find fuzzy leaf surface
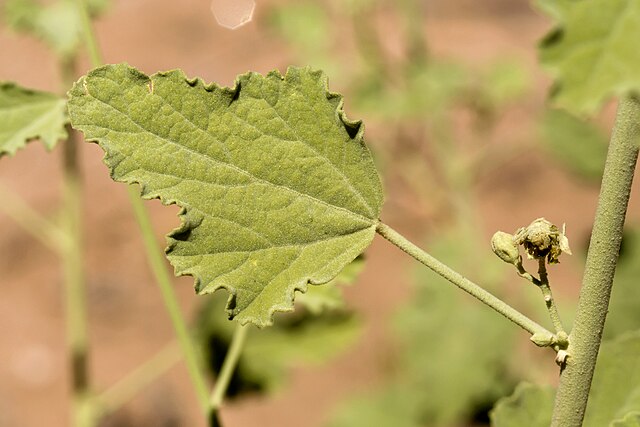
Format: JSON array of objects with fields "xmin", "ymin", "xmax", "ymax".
[
  {"xmin": 0, "ymin": 82, "xmax": 66, "ymax": 156},
  {"xmin": 67, "ymin": 64, "xmax": 383, "ymax": 326},
  {"xmin": 539, "ymin": 0, "xmax": 640, "ymax": 114}
]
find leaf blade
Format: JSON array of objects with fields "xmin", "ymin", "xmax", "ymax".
[
  {"xmin": 539, "ymin": 0, "xmax": 640, "ymax": 114},
  {"xmin": 67, "ymin": 63, "xmax": 382, "ymax": 326},
  {"xmin": 0, "ymin": 82, "xmax": 67, "ymax": 156}
]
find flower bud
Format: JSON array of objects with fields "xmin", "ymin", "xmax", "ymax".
[
  {"xmin": 530, "ymin": 332, "xmax": 555, "ymax": 347},
  {"xmin": 491, "ymin": 231, "xmax": 520, "ymax": 265}
]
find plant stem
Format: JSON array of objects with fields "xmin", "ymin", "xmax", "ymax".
[
  {"xmin": 62, "ymin": 124, "xmax": 94, "ymax": 427},
  {"xmin": 96, "ymin": 340, "xmax": 182, "ymax": 416},
  {"xmin": 72, "ymin": 0, "xmax": 211, "ymax": 415},
  {"xmin": 0, "ymin": 182, "xmax": 68, "ymax": 252},
  {"xmin": 209, "ymin": 324, "xmax": 249, "ymax": 425},
  {"xmin": 376, "ymin": 222, "xmax": 552, "ymax": 337},
  {"xmin": 537, "ymin": 258, "xmax": 566, "ymax": 336},
  {"xmin": 73, "ymin": 0, "xmax": 103, "ymax": 67},
  {"xmin": 550, "ymin": 96, "xmax": 640, "ymax": 426},
  {"xmin": 127, "ymin": 187, "xmax": 210, "ymax": 413}
]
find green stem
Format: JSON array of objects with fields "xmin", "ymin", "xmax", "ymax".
[
  {"xmin": 127, "ymin": 187, "xmax": 210, "ymax": 413},
  {"xmin": 376, "ymin": 222, "xmax": 552, "ymax": 337},
  {"xmin": 537, "ymin": 258, "xmax": 566, "ymax": 336},
  {"xmin": 73, "ymin": 0, "xmax": 103, "ymax": 67},
  {"xmin": 96, "ymin": 341, "xmax": 182, "ymax": 416},
  {"xmin": 551, "ymin": 97, "xmax": 640, "ymax": 426},
  {"xmin": 72, "ymin": 0, "xmax": 211, "ymax": 415},
  {"xmin": 209, "ymin": 324, "xmax": 249, "ymax": 425},
  {"xmin": 0, "ymin": 182, "xmax": 68, "ymax": 253},
  {"xmin": 62, "ymin": 124, "xmax": 94, "ymax": 427}
]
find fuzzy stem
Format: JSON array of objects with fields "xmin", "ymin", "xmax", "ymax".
[
  {"xmin": 209, "ymin": 324, "xmax": 249, "ymax": 426},
  {"xmin": 376, "ymin": 222, "xmax": 552, "ymax": 337},
  {"xmin": 537, "ymin": 258, "xmax": 566, "ymax": 336},
  {"xmin": 551, "ymin": 97, "xmax": 640, "ymax": 426}
]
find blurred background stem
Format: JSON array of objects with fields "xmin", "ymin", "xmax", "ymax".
[{"xmin": 73, "ymin": 0, "xmax": 211, "ymax": 417}]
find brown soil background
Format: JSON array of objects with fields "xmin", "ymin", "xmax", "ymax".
[{"xmin": 2, "ymin": 1, "xmax": 640, "ymax": 426}]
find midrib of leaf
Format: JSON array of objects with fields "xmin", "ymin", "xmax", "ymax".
[{"xmin": 81, "ymin": 79, "xmax": 374, "ymax": 225}]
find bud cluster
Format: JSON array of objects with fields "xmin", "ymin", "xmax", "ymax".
[{"xmin": 491, "ymin": 218, "xmax": 572, "ymax": 265}]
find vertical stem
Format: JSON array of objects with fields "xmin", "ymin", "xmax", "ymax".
[
  {"xmin": 72, "ymin": 0, "xmax": 212, "ymax": 416},
  {"xmin": 551, "ymin": 97, "xmax": 640, "ymax": 426},
  {"xmin": 209, "ymin": 324, "xmax": 249, "ymax": 425},
  {"xmin": 73, "ymin": 0, "xmax": 103, "ymax": 67},
  {"xmin": 127, "ymin": 187, "xmax": 210, "ymax": 413},
  {"xmin": 537, "ymin": 259, "xmax": 566, "ymax": 335},
  {"xmin": 62, "ymin": 122, "xmax": 94, "ymax": 427}
]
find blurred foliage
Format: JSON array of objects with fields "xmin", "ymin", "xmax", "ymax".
[
  {"xmin": 296, "ymin": 255, "xmax": 365, "ymax": 315},
  {"xmin": 492, "ymin": 331, "xmax": 640, "ymax": 426},
  {"xmin": 196, "ymin": 276, "xmax": 363, "ymax": 397},
  {"xmin": 604, "ymin": 227, "xmax": 640, "ymax": 339},
  {"xmin": 540, "ymin": 109, "xmax": 608, "ymax": 182},
  {"xmin": 328, "ymin": 228, "xmax": 534, "ymax": 427},
  {"xmin": 2, "ymin": 0, "xmax": 109, "ymax": 58},
  {"xmin": 489, "ymin": 382, "xmax": 555, "ymax": 427}
]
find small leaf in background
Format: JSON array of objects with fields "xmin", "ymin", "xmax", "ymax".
[
  {"xmin": 296, "ymin": 255, "xmax": 365, "ymax": 315},
  {"xmin": 197, "ymin": 293, "xmax": 362, "ymax": 395},
  {"xmin": 491, "ymin": 331, "xmax": 640, "ymax": 426},
  {"xmin": 2, "ymin": 0, "xmax": 109, "ymax": 57},
  {"xmin": 0, "ymin": 83, "xmax": 67, "ymax": 157},
  {"xmin": 583, "ymin": 331, "xmax": 640, "ymax": 426},
  {"xmin": 539, "ymin": 0, "xmax": 640, "ymax": 114},
  {"xmin": 489, "ymin": 382, "xmax": 555, "ymax": 427},
  {"xmin": 604, "ymin": 228, "xmax": 640, "ymax": 339},
  {"xmin": 68, "ymin": 64, "xmax": 383, "ymax": 327},
  {"xmin": 539, "ymin": 108, "xmax": 607, "ymax": 183}
]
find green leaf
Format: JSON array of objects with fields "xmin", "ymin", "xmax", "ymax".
[
  {"xmin": 491, "ymin": 332, "xmax": 640, "ymax": 427},
  {"xmin": 539, "ymin": 0, "xmax": 640, "ymax": 114},
  {"xmin": 540, "ymin": 108, "xmax": 607, "ymax": 182},
  {"xmin": 489, "ymin": 382, "xmax": 555, "ymax": 427},
  {"xmin": 605, "ymin": 229, "xmax": 640, "ymax": 339},
  {"xmin": 584, "ymin": 331, "xmax": 640, "ymax": 426},
  {"xmin": 67, "ymin": 64, "xmax": 383, "ymax": 327},
  {"xmin": 296, "ymin": 255, "xmax": 365, "ymax": 314},
  {"xmin": 0, "ymin": 82, "xmax": 67, "ymax": 156}
]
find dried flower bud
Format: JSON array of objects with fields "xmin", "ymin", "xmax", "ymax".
[
  {"xmin": 491, "ymin": 231, "xmax": 520, "ymax": 265},
  {"xmin": 513, "ymin": 218, "xmax": 572, "ymax": 264}
]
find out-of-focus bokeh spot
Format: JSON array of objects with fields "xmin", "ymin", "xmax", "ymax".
[{"xmin": 211, "ymin": 0, "xmax": 255, "ymax": 29}]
